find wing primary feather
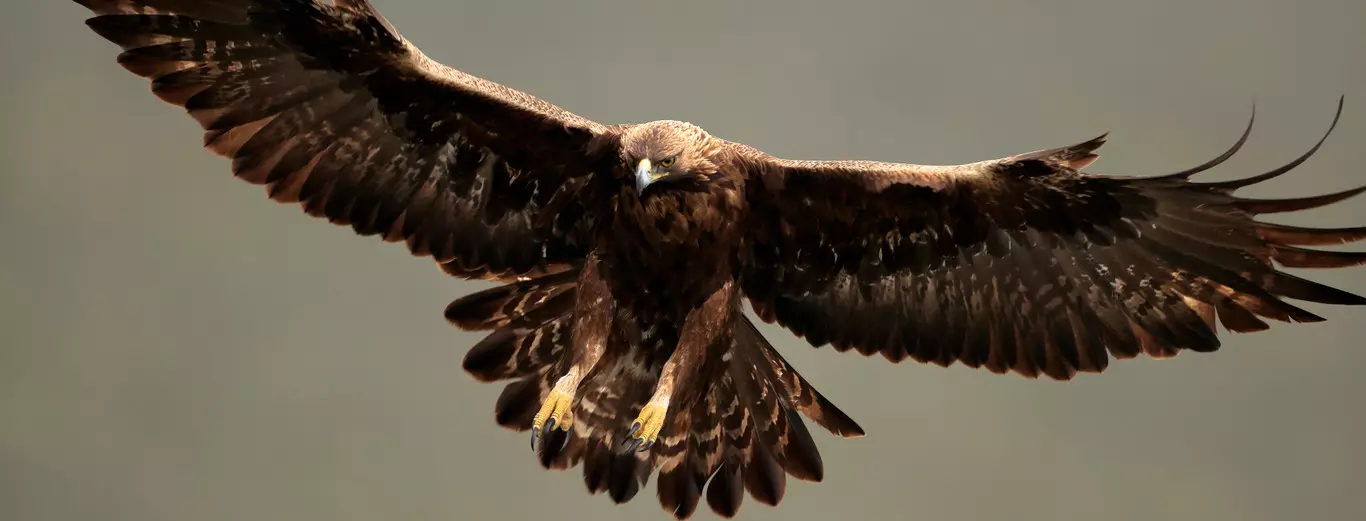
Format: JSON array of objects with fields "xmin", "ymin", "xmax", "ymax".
[
  {"xmin": 1271, "ymin": 246, "xmax": 1366, "ymax": 269},
  {"xmin": 1196, "ymin": 96, "xmax": 1344, "ymax": 193},
  {"xmin": 1233, "ymin": 185, "xmax": 1366, "ymax": 214},
  {"xmin": 1256, "ymin": 223, "xmax": 1366, "ymax": 246},
  {"xmin": 1145, "ymin": 103, "xmax": 1257, "ymax": 181},
  {"xmin": 1261, "ymin": 271, "xmax": 1366, "ymax": 305}
]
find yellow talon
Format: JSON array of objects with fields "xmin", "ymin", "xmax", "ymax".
[
  {"xmin": 532, "ymin": 389, "xmax": 574, "ymax": 438},
  {"xmin": 627, "ymin": 400, "xmax": 669, "ymax": 452},
  {"xmin": 532, "ymin": 372, "xmax": 585, "ymax": 452}
]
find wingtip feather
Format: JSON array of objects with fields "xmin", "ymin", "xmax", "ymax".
[
  {"xmin": 1257, "ymin": 223, "xmax": 1366, "ymax": 246},
  {"xmin": 1145, "ymin": 103, "xmax": 1256, "ymax": 181},
  {"xmin": 1233, "ymin": 185, "xmax": 1366, "ymax": 214},
  {"xmin": 1272, "ymin": 246, "xmax": 1366, "ymax": 269},
  {"xmin": 1197, "ymin": 97, "xmax": 1344, "ymax": 192}
]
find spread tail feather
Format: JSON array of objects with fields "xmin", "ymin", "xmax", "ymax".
[{"xmin": 446, "ymin": 271, "xmax": 862, "ymax": 519}]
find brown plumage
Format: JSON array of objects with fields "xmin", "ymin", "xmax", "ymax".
[{"xmin": 69, "ymin": 0, "xmax": 1365, "ymax": 518}]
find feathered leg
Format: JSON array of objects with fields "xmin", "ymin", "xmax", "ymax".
[
  {"xmin": 624, "ymin": 280, "xmax": 737, "ymax": 453},
  {"xmin": 532, "ymin": 253, "xmax": 611, "ymax": 452}
]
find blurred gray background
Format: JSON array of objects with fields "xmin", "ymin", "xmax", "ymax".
[{"xmin": 3, "ymin": 1, "xmax": 1365, "ymax": 520}]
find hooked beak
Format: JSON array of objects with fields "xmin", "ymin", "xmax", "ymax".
[{"xmin": 634, "ymin": 159, "xmax": 663, "ymax": 193}]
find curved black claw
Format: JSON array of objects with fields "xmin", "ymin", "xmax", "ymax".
[
  {"xmin": 620, "ymin": 432, "xmax": 643, "ymax": 454},
  {"xmin": 531, "ymin": 418, "xmax": 558, "ymax": 452},
  {"xmin": 618, "ymin": 422, "xmax": 657, "ymax": 454}
]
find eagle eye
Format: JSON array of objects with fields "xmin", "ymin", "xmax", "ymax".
[{"xmin": 657, "ymin": 156, "xmax": 677, "ymax": 168}]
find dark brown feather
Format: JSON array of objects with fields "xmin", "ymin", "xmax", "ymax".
[
  {"xmin": 1234, "ymin": 185, "xmax": 1366, "ymax": 214},
  {"xmin": 444, "ymin": 269, "xmax": 579, "ymax": 331},
  {"xmin": 734, "ymin": 97, "xmax": 1364, "ymax": 380},
  {"xmin": 76, "ymin": 0, "xmax": 616, "ymax": 282},
  {"xmin": 705, "ymin": 460, "xmax": 744, "ymax": 518}
]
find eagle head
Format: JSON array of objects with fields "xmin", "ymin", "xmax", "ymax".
[{"xmin": 620, "ymin": 120, "xmax": 721, "ymax": 194}]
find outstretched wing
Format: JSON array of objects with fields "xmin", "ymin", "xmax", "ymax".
[
  {"xmin": 74, "ymin": 0, "xmax": 619, "ymax": 281},
  {"xmin": 737, "ymin": 100, "xmax": 1366, "ymax": 380}
]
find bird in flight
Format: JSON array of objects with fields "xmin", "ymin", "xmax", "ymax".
[{"xmin": 70, "ymin": 0, "xmax": 1366, "ymax": 518}]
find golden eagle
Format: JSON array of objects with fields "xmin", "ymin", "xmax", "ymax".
[{"xmin": 71, "ymin": 0, "xmax": 1366, "ymax": 518}]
